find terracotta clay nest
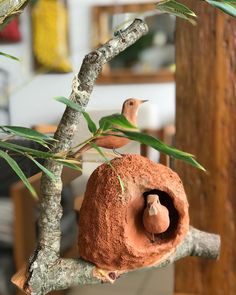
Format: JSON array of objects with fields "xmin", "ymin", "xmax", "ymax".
[{"xmin": 78, "ymin": 154, "xmax": 189, "ymax": 271}]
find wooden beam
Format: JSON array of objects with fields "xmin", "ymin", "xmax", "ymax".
[{"xmin": 175, "ymin": 2, "xmax": 236, "ymax": 295}]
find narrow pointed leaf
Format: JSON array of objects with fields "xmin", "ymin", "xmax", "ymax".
[
  {"xmin": 81, "ymin": 112, "xmax": 97, "ymax": 134},
  {"xmin": 99, "ymin": 113, "xmax": 137, "ymax": 131},
  {"xmin": 1, "ymin": 126, "xmax": 55, "ymax": 147},
  {"xmin": 156, "ymin": 0, "xmax": 196, "ymax": 16},
  {"xmin": 0, "ymin": 150, "xmax": 37, "ymax": 197},
  {"xmin": 110, "ymin": 129, "xmax": 205, "ymax": 171},
  {"xmin": 204, "ymin": 0, "xmax": 236, "ymax": 17},
  {"xmin": 54, "ymin": 96, "xmax": 84, "ymax": 111},
  {"xmin": 58, "ymin": 158, "xmax": 81, "ymax": 164},
  {"xmin": 220, "ymin": 0, "xmax": 236, "ymax": 3},
  {"xmin": 177, "ymin": 155, "xmax": 206, "ymax": 171},
  {"xmin": 90, "ymin": 142, "xmax": 109, "ymax": 161},
  {"xmin": 115, "ymin": 173, "xmax": 125, "ymax": 193},
  {"xmin": 111, "ymin": 129, "xmax": 194, "ymax": 156},
  {"xmin": 156, "ymin": 0, "xmax": 197, "ymax": 24},
  {"xmin": 0, "ymin": 51, "xmax": 19, "ymax": 61},
  {"xmin": 54, "ymin": 96, "xmax": 97, "ymax": 134},
  {"xmin": 0, "ymin": 140, "xmax": 82, "ymax": 169},
  {"xmin": 28, "ymin": 156, "xmax": 56, "ymax": 181},
  {"xmin": 90, "ymin": 143, "xmax": 125, "ymax": 192},
  {"xmin": 55, "ymin": 159, "xmax": 82, "ymax": 171},
  {"xmin": 0, "ymin": 140, "xmax": 56, "ymax": 159},
  {"xmin": 1, "ymin": 126, "xmax": 55, "ymax": 140}
]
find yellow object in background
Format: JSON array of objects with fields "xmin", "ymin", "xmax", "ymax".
[{"xmin": 32, "ymin": 0, "xmax": 72, "ymax": 73}]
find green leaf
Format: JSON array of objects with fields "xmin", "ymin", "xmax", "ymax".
[
  {"xmin": 0, "ymin": 140, "xmax": 56, "ymax": 159},
  {"xmin": 0, "ymin": 51, "xmax": 19, "ymax": 61},
  {"xmin": 90, "ymin": 143, "xmax": 125, "ymax": 192},
  {"xmin": 111, "ymin": 129, "xmax": 205, "ymax": 171},
  {"xmin": 54, "ymin": 96, "xmax": 97, "ymax": 135},
  {"xmin": 54, "ymin": 96, "xmax": 84, "ymax": 112},
  {"xmin": 81, "ymin": 112, "xmax": 97, "ymax": 134},
  {"xmin": 156, "ymin": 0, "xmax": 197, "ymax": 24},
  {"xmin": 99, "ymin": 114, "xmax": 137, "ymax": 132},
  {"xmin": 0, "ymin": 138, "xmax": 81, "ymax": 175},
  {"xmin": 0, "ymin": 139, "xmax": 82, "ymax": 170},
  {"xmin": 1, "ymin": 126, "xmax": 55, "ymax": 147},
  {"xmin": 0, "ymin": 150, "xmax": 37, "ymax": 197},
  {"xmin": 55, "ymin": 159, "xmax": 82, "ymax": 171},
  {"xmin": 115, "ymin": 174, "xmax": 125, "ymax": 193},
  {"xmin": 204, "ymin": 0, "xmax": 236, "ymax": 17},
  {"xmin": 28, "ymin": 156, "xmax": 56, "ymax": 181},
  {"xmin": 1, "ymin": 126, "xmax": 55, "ymax": 140},
  {"xmin": 90, "ymin": 142, "xmax": 109, "ymax": 161}
]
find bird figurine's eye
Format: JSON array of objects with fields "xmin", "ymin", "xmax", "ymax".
[{"xmin": 129, "ymin": 101, "xmax": 134, "ymax": 106}]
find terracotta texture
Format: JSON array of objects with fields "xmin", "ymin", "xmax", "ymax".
[{"xmin": 78, "ymin": 154, "xmax": 189, "ymax": 271}]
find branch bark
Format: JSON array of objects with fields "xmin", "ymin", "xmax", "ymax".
[
  {"xmin": 13, "ymin": 226, "xmax": 220, "ymax": 295},
  {"xmin": 11, "ymin": 19, "xmax": 220, "ymax": 295}
]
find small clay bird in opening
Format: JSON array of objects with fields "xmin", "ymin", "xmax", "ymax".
[
  {"xmin": 73, "ymin": 98, "xmax": 147, "ymax": 157},
  {"xmin": 143, "ymin": 194, "xmax": 170, "ymax": 242}
]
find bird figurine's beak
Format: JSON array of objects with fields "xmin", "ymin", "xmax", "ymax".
[{"xmin": 141, "ymin": 99, "xmax": 148, "ymax": 104}]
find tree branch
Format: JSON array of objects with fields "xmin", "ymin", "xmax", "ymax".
[
  {"xmin": 47, "ymin": 227, "xmax": 220, "ymax": 289},
  {"xmin": 12, "ymin": 226, "xmax": 219, "ymax": 294}
]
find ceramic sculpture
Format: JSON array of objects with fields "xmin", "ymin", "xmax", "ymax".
[{"xmin": 78, "ymin": 154, "xmax": 189, "ymax": 270}]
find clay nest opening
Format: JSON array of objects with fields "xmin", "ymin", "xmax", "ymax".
[{"xmin": 143, "ymin": 189, "xmax": 180, "ymax": 242}]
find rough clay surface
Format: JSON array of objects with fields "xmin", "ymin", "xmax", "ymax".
[{"xmin": 78, "ymin": 154, "xmax": 189, "ymax": 271}]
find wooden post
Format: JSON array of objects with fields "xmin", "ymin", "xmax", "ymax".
[{"xmin": 175, "ymin": 2, "xmax": 236, "ymax": 295}]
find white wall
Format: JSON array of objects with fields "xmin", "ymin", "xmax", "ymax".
[{"xmin": 0, "ymin": 0, "xmax": 175, "ymax": 128}]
